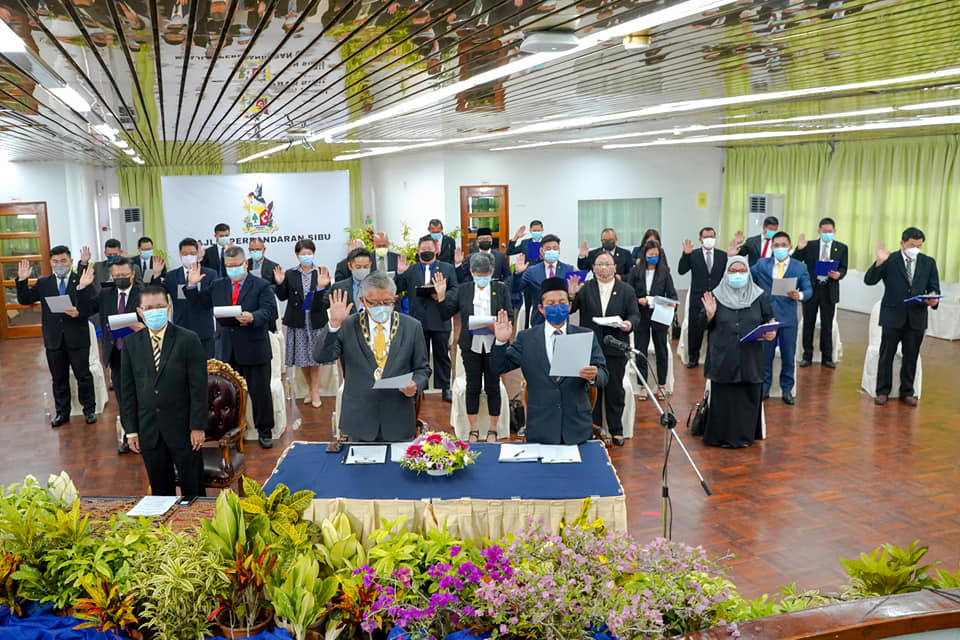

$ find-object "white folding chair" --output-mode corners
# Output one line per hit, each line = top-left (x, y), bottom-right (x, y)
(450, 349), (510, 441)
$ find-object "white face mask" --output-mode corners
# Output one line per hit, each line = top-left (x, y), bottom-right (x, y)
(904, 246), (921, 260)
(702, 237), (716, 250)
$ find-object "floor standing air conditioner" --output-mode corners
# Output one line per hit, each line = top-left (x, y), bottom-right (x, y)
(121, 206), (143, 251)
(746, 194), (784, 237)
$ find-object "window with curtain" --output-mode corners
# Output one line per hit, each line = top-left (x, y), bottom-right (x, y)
(577, 198), (662, 247)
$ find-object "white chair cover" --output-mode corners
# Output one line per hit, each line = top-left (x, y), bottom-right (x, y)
(677, 288), (708, 366)
(244, 330), (287, 440)
(861, 301), (923, 398)
(450, 348), (511, 441)
(598, 375), (637, 439)
(68, 322), (108, 416)
(626, 331), (675, 396)
(796, 314), (843, 362)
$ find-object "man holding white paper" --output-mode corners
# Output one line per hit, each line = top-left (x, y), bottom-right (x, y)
(749, 232), (813, 405)
(492, 277), (607, 445)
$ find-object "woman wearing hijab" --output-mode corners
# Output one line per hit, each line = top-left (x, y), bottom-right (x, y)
(701, 256), (777, 448)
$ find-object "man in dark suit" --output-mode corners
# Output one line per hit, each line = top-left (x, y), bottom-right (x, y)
(737, 216), (780, 266)
(313, 272), (431, 442)
(133, 236), (165, 284)
(395, 235), (459, 402)
(334, 239), (366, 282)
(246, 237), (280, 283)
(792, 217), (849, 368)
(372, 232), (401, 274)
(16, 246), (97, 427)
(78, 238), (145, 296)
(577, 227), (633, 276)
(329, 248), (373, 314)
(427, 218), (457, 264)
(120, 285), (207, 497)
(77, 257), (141, 451)
(455, 227), (512, 288)
(505, 220), (544, 265)
(159, 238), (218, 358)
(200, 223), (233, 278)
(750, 232), (813, 405)
(569, 253), (639, 446)
(677, 227), (727, 367)
(865, 227), (940, 407)
(512, 234), (575, 326)
(492, 277), (608, 445)
(185, 246), (278, 448)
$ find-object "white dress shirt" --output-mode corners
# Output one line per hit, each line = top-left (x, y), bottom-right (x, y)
(471, 284), (494, 354)
(644, 269), (654, 295)
(544, 321), (566, 365)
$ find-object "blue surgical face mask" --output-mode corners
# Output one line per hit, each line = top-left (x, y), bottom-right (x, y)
(773, 247), (790, 261)
(140, 249), (153, 260)
(543, 249), (560, 263)
(143, 308), (168, 331)
(820, 232), (834, 243)
(473, 275), (492, 288)
(530, 231), (543, 240)
(429, 232), (443, 242)
(543, 303), (570, 326)
(217, 236), (231, 247)
(367, 305), (392, 324)
(226, 265), (246, 281)
(298, 253), (314, 267)
(249, 250), (263, 262)
(106, 255), (119, 263)
(646, 255), (659, 266)
(765, 229), (777, 240)
(728, 272), (749, 288)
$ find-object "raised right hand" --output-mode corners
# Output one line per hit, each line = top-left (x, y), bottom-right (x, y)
(797, 233), (808, 251)
(579, 240), (589, 258)
(493, 308), (513, 342)
(77, 266), (95, 290)
(682, 238), (694, 255)
(513, 225), (526, 241)
(17, 258), (32, 281)
(701, 291), (716, 318)
(273, 264), (284, 285)
(733, 230), (745, 246)
(186, 263), (206, 287)
(348, 239), (364, 251)
(567, 277), (583, 297)
(876, 242), (889, 265)
(396, 254), (409, 275)
(514, 254), (528, 273)
(327, 288), (353, 328)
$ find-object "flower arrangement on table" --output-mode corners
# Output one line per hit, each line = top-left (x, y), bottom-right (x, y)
(400, 432), (480, 476)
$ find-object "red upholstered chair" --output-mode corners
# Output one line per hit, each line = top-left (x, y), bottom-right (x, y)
(203, 360), (247, 495)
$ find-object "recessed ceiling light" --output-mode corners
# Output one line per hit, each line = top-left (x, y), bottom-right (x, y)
(49, 86), (91, 113)
(0, 20), (26, 53)
(899, 98), (960, 111)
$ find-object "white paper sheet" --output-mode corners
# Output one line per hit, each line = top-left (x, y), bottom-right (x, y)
(538, 445), (582, 464)
(468, 315), (496, 330)
(592, 316), (627, 328)
(650, 303), (674, 327)
(390, 441), (416, 463)
(549, 331), (593, 377)
(44, 295), (74, 313)
(126, 495), (178, 517)
(108, 312), (139, 329)
(771, 277), (798, 297)
(177, 284), (187, 300)
(498, 444), (540, 462)
(344, 445), (388, 464)
(650, 296), (679, 307)
(372, 372), (413, 389)
(143, 269), (154, 282)
(213, 305), (243, 318)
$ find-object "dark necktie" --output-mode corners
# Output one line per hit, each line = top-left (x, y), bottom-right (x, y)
(116, 291), (126, 349)
(553, 329), (563, 382)
(58, 277), (66, 295)
(231, 281), (241, 305)
(220, 248), (225, 277)
(705, 250), (713, 273)
(906, 257), (914, 284)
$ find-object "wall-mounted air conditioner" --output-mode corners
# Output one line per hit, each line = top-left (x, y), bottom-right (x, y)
(746, 194), (784, 237)
(121, 206), (142, 251)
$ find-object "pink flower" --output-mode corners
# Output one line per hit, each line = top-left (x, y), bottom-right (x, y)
(425, 433), (444, 444)
(406, 444), (423, 457)
(455, 440), (468, 450)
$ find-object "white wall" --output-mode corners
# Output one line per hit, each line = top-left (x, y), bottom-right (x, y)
(361, 152), (446, 247)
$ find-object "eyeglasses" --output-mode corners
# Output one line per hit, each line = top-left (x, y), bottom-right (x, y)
(364, 299), (395, 307)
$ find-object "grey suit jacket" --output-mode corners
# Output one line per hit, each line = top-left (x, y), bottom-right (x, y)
(313, 312), (431, 442)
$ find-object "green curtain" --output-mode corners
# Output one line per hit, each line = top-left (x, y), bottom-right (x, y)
(818, 136), (960, 275)
(237, 143), (363, 228)
(722, 144), (833, 239)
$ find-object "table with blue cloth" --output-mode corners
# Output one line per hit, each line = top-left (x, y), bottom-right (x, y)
(264, 441), (626, 541)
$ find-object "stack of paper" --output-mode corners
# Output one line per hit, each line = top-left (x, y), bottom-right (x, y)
(593, 316), (627, 329)
(343, 445), (388, 464)
(498, 444), (582, 463)
(498, 444), (541, 462)
(649, 296), (677, 327)
(390, 442), (416, 463)
(127, 495), (178, 517)
(548, 332), (593, 377)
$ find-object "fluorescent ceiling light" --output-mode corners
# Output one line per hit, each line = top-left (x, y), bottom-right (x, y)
(238, 0), (737, 164)
(49, 86), (91, 113)
(93, 123), (118, 140)
(114, 140), (128, 149)
(602, 115), (960, 148)
(899, 98), (960, 111)
(0, 19), (26, 53)
(123, 148), (135, 155)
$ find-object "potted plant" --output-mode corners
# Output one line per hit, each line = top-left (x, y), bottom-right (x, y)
(268, 552), (338, 640)
(202, 491), (277, 638)
(400, 432), (479, 477)
(71, 576), (138, 638)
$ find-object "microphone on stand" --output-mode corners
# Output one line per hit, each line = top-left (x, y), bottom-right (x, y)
(603, 335), (638, 355)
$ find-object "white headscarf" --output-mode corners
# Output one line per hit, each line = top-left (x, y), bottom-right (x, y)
(712, 255), (764, 310)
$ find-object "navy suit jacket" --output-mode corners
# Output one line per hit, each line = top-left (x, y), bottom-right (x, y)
(161, 266), (217, 340)
(492, 323), (608, 445)
(394, 260), (459, 332)
(185, 275), (277, 365)
(512, 261), (575, 326)
(750, 258), (813, 328)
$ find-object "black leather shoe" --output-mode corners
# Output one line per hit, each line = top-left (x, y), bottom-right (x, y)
(258, 435), (274, 449)
(798, 359), (812, 368)
(84, 412), (98, 424)
(118, 440), (131, 454)
(612, 435), (626, 446)
(822, 360), (836, 369)
(686, 362), (698, 369)
(51, 413), (69, 428)
(900, 395), (918, 407)
(874, 394), (888, 406)
(441, 389), (453, 403)
(782, 391), (795, 405)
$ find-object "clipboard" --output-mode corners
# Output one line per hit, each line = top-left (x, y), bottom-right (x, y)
(740, 322), (784, 343)
(526, 241), (541, 262)
(815, 260), (839, 277)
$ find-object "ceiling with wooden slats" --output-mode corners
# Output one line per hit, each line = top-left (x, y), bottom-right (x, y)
(0, 0), (958, 166)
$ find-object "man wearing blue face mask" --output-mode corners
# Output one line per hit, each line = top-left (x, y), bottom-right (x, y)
(120, 285), (207, 497)
(185, 246), (278, 448)
(512, 234), (575, 326)
(505, 220), (545, 266)
(246, 237), (279, 283)
(492, 277), (607, 445)
(735, 216), (780, 266)
(427, 219), (456, 264)
(749, 231), (813, 405)
(135, 236), (165, 284)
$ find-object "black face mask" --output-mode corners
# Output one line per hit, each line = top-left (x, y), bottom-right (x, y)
(477, 240), (493, 251)
(419, 251), (436, 262)
(113, 277), (132, 290)
(601, 240), (616, 251)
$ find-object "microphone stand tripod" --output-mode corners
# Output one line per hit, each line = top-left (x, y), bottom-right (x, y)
(618, 341), (712, 539)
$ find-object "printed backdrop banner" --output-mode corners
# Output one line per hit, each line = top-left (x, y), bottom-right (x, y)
(160, 171), (350, 272)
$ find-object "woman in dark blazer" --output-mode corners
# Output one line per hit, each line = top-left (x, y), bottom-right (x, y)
(436, 252), (513, 442)
(274, 239), (331, 407)
(628, 240), (677, 401)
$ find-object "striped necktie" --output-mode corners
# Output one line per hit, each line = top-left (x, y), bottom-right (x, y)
(152, 335), (162, 371)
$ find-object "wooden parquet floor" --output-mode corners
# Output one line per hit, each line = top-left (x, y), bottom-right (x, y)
(1, 309), (958, 598)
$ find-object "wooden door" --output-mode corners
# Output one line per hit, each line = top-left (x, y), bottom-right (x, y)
(0, 202), (51, 338)
(459, 185), (509, 253)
